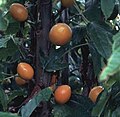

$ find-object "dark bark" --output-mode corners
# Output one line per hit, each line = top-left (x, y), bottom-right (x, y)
(60, 8), (70, 85)
(30, 0), (52, 117)
(80, 38), (90, 96)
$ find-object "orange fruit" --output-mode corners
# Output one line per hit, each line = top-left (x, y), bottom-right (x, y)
(15, 77), (27, 86)
(54, 85), (71, 104)
(17, 62), (34, 80)
(49, 23), (72, 46)
(9, 3), (28, 22)
(61, 0), (74, 7)
(89, 86), (104, 103)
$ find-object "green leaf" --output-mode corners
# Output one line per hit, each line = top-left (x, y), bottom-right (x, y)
(7, 90), (26, 104)
(88, 42), (101, 76)
(99, 32), (120, 81)
(52, 105), (72, 117)
(0, 38), (18, 60)
(46, 61), (68, 72)
(87, 22), (112, 59)
(0, 10), (8, 31)
(112, 107), (120, 117)
(112, 31), (120, 51)
(0, 36), (10, 48)
(101, 0), (115, 19)
(92, 91), (110, 116)
(20, 88), (52, 117)
(100, 47), (120, 81)
(84, 0), (102, 22)
(5, 22), (19, 35)
(0, 112), (20, 117)
(0, 87), (8, 111)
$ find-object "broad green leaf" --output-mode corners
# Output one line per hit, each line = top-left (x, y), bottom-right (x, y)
(112, 107), (120, 117)
(0, 112), (20, 117)
(67, 94), (93, 117)
(71, 26), (86, 44)
(20, 88), (52, 117)
(88, 42), (101, 76)
(52, 105), (72, 117)
(0, 36), (10, 48)
(101, 0), (115, 19)
(0, 18), (8, 31)
(0, 39), (18, 60)
(5, 22), (19, 35)
(7, 90), (26, 104)
(92, 91), (110, 116)
(100, 47), (120, 81)
(0, 10), (8, 31)
(87, 22), (112, 59)
(112, 31), (120, 51)
(0, 87), (8, 111)
(99, 32), (120, 81)
(84, 0), (102, 21)
(46, 61), (68, 72)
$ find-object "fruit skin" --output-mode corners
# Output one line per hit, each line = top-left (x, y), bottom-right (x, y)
(15, 77), (27, 86)
(89, 86), (104, 103)
(49, 23), (72, 46)
(61, 0), (74, 7)
(9, 3), (28, 22)
(17, 62), (34, 80)
(54, 85), (71, 104)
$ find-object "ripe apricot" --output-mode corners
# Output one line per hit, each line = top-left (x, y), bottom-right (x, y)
(17, 62), (34, 80)
(49, 23), (72, 46)
(54, 85), (71, 104)
(9, 3), (28, 22)
(15, 77), (27, 86)
(61, 0), (74, 7)
(89, 86), (104, 103)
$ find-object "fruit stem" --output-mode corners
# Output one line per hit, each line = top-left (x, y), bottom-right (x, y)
(0, 74), (18, 82)
(61, 43), (88, 58)
(43, 43), (88, 70)
(73, 1), (89, 24)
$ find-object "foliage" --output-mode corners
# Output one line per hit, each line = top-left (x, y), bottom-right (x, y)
(0, 0), (120, 117)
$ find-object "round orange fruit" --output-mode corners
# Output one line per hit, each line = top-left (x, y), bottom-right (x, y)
(9, 3), (28, 22)
(61, 0), (74, 7)
(49, 23), (72, 46)
(89, 86), (104, 103)
(54, 85), (71, 104)
(15, 77), (27, 86)
(17, 62), (34, 80)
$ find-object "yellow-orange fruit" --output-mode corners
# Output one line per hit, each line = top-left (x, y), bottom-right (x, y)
(61, 0), (74, 7)
(49, 23), (72, 46)
(15, 77), (27, 85)
(89, 86), (104, 103)
(9, 3), (28, 22)
(54, 85), (71, 104)
(17, 62), (34, 80)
